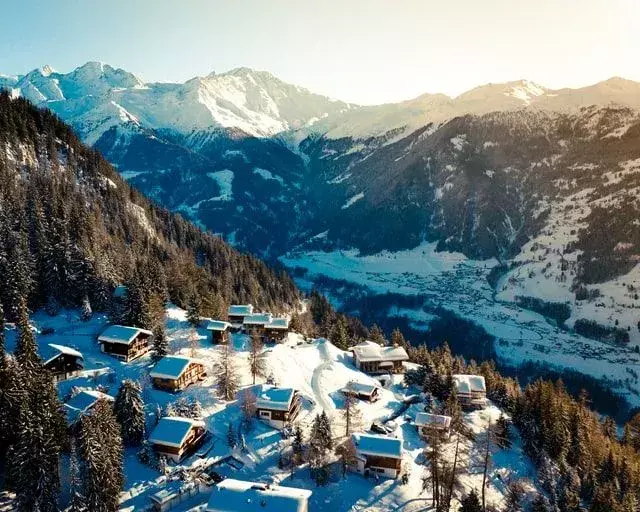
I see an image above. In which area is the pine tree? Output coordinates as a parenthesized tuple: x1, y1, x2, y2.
(308, 412, 333, 486)
(341, 382, 363, 437)
(248, 331, 267, 385)
(330, 315, 350, 350)
(240, 388, 257, 429)
(531, 494, 551, 512)
(80, 294, 93, 321)
(495, 414, 512, 449)
(390, 327, 407, 348)
(14, 296, 39, 368)
(78, 399, 124, 512)
(369, 324, 386, 345)
(292, 425, 304, 466)
(152, 324, 169, 361)
(69, 437, 86, 512)
(227, 423, 237, 448)
(459, 489, 483, 512)
(114, 380, 145, 446)
(186, 293, 202, 327)
(335, 437, 357, 479)
(214, 342, 239, 401)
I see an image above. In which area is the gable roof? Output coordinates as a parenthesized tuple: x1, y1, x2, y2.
(352, 433, 402, 459)
(206, 479, 312, 512)
(453, 374, 487, 394)
(256, 386, 296, 411)
(149, 417, 205, 448)
(206, 320, 232, 332)
(266, 317, 290, 330)
(341, 381, 379, 396)
(352, 341, 409, 363)
(228, 304, 254, 317)
(64, 390, 113, 423)
(243, 313, 273, 326)
(98, 325, 152, 345)
(414, 413, 452, 429)
(41, 343, 83, 365)
(149, 355, 193, 380)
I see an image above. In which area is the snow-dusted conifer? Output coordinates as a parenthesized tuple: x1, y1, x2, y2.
(214, 342, 239, 401)
(114, 379, 145, 446)
(227, 423, 237, 448)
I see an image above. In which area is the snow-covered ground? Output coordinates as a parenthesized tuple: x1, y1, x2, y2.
(281, 243, 640, 407)
(5, 305, 537, 511)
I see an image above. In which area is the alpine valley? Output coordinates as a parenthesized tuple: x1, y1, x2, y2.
(4, 63, 640, 407)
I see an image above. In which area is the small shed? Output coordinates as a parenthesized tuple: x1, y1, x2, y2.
(206, 320, 232, 344)
(98, 325, 152, 362)
(341, 381, 381, 402)
(206, 479, 312, 512)
(150, 355, 207, 392)
(149, 417, 207, 462)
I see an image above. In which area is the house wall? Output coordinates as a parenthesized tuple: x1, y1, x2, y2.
(152, 426, 205, 462)
(101, 333, 151, 362)
(362, 454, 401, 478)
(45, 354, 83, 381)
(152, 363, 206, 392)
(263, 328, 288, 342)
(211, 330, 228, 344)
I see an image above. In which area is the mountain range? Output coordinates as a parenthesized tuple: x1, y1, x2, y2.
(3, 62, 640, 352)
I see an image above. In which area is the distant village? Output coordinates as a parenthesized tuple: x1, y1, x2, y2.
(42, 300, 491, 512)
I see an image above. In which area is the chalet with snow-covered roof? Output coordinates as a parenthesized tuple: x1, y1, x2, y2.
(228, 304, 254, 327)
(150, 355, 207, 392)
(263, 316, 290, 342)
(351, 341, 409, 374)
(243, 313, 273, 337)
(351, 432, 403, 479)
(41, 343, 83, 382)
(206, 479, 312, 512)
(341, 381, 381, 402)
(255, 386, 302, 429)
(149, 417, 207, 462)
(98, 325, 152, 362)
(206, 320, 232, 344)
(453, 374, 487, 408)
(64, 389, 114, 425)
(414, 413, 452, 439)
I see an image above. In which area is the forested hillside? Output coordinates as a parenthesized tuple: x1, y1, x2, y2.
(0, 92, 299, 325)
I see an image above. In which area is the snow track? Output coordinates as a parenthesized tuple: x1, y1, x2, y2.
(310, 339, 336, 414)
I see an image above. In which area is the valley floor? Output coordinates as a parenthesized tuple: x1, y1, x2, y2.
(5, 305, 536, 511)
(281, 242, 640, 407)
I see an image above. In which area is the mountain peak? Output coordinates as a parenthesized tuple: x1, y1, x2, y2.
(40, 64, 55, 77)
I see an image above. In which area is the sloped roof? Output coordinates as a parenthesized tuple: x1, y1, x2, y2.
(228, 304, 254, 317)
(243, 313, 273, 326)
(453, 374, 487, 394)
(341, 381, 379, 396)
(149, 417, 205, 448)
(149, 355, 193, 380)
(98, 325, 152, 345)
(414, 413, 452, 429)
(266, 317, 290, 330)
(256, 386, 296, 411)
(206, 479, 312, 512)
(352, 341, 409, 363)
(41, 343, 83, 364)
(206, 320, 232, 331)
(64, 390, 113, 423)
(352, 433, 402, 459)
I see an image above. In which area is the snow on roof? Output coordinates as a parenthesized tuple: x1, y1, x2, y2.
(243, 313, 273, 326)
(414, 413, 452, 429)
(206, 320, 232, 331)
(98, 325, 152, 345)
(206, 479, 312, 512)
(352, 342, 409, 363)
(64, 390, 113, 423)
(352, 433, 402, 459)
(41, 343, 83, 364)
(256, 386, 296, 411)
(453, 374, 487, 394)
(341, 381, 379, 396)
(228, 304, 254, 317)
(149, 355, 193, 380)
(266, 317, 290, 330)
(149, 417, 205, 448)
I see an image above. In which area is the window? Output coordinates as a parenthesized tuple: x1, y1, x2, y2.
(259, 411, 271, 418)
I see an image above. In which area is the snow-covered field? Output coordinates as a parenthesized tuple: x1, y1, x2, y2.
(5, 305, 536, 511)
(281, 243, 640, 407)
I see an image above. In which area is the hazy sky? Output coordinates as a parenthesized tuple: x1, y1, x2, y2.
(1, 0, 638, 104)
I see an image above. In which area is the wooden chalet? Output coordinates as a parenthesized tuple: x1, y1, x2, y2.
(64, 389, 114, 426)
(453, 374, 487, 408)
(341, 381, 381, 402)
(207, 479, 312, 512)
(263, 316, 290, 342)
(255, 386, 302, 429)
(41, 343, 83, 382)
(351, 341, 409, 374)
(242, 313, 273, 337)
(98, 325, 152, 362)
(149, 417, 207, 462)
(414, 412, 452, 439)
(150, 355, 206, 392)
(227, 304, 254, 328)
(206, 320, 232, 344)
(351, 433, 403, 479)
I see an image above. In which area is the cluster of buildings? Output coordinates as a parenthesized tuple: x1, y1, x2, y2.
(207, 304, 290, 344)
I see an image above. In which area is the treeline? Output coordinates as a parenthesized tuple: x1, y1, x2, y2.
(404, 342, 640, 511)
(0, 92, 300, 325)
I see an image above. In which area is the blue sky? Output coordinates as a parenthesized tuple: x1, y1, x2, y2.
(1, 0, 638, 104)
